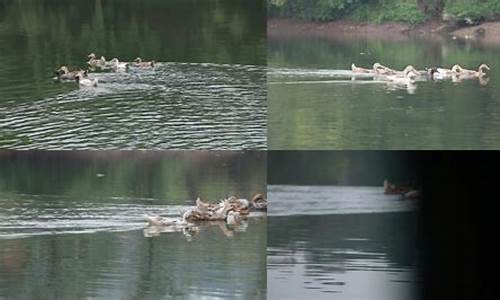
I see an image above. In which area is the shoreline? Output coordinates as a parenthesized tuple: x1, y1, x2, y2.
(268, 18, 500, 46)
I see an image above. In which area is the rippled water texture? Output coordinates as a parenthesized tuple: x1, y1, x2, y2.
(0, 0, 266, 150)
(267, 185, 419, 299)
(0, 151, 267, 298)
(268, 37, 500, 149)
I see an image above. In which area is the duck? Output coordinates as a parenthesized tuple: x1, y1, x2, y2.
(384, 179, 412, 195)
(55, 66, 88, 81)
(351, 63, 373, 73)
(108, 58, 129, 72)
(75, 73, 98, 87)
(383, 69, 418, 85)
(455, 64, 490, 77)
(250, 193, 267, 211)
(133, 57, 155, 68)
(433, 64, 461, 79)
(226, 209, 241, 225)
(373, 63, 397, 75)
(87, 53, 106, 69)
(144, 214, 187, 226)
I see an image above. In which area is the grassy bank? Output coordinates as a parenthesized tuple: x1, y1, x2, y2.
(268, 0, 500, 25)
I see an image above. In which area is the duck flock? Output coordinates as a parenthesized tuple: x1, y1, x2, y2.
(351, 62, 490, 85)
(54, 53, 155, 87)
(143, 194, 267, 237)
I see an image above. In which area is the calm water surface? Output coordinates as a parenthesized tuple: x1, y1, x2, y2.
(269, 37, 500, 149)
(267, 185, 419, 299)
(0, 151, 266, 299)
(0, 0, 266, 150)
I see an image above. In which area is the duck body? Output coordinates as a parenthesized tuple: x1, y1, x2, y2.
(456, 63, 490, 77)
(351, 63, 373, 73)
(384, 179, 412, 195)
(108, 58, 129, 72)
(55, 66, 88, 81)
(87, 53, 107, 69)
(132, 57, 155, 68)
(75, 74, 98, 87)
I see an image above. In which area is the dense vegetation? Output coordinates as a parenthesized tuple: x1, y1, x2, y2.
(268, 0, 500, 24)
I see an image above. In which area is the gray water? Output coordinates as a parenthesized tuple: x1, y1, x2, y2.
(267, 185, 419, 299)
(0, 151, 267, 299)
(268, 37, 500, 150)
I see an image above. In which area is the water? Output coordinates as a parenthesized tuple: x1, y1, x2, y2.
(268, 36, 500, 149)
(267, 185, 420, 299)
(0, 0, 266, 150)
(0, 151, 267, 298)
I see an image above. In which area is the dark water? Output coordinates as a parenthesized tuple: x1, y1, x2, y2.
(0, 0, 266, 150)
(267, 185, 419, 299)
(0, 151, 266, 298)
(268, 37, 500, 149)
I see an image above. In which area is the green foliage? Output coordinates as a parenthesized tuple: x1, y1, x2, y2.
(444, 0, 500, 21)
(269, 0, 500, 24)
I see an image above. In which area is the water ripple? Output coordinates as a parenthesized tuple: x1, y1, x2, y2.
(0, 62, 266, 150)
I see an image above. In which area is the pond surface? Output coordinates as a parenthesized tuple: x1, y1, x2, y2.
(267, 185, 420, 299)
(268, 36, 500, 149)
(0, 151, 266, 299)
(0, 0, 266, 150)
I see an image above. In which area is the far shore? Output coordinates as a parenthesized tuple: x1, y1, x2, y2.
(268, 18, 500, 46)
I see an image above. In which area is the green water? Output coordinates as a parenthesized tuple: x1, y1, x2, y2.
(0, 0, 266, 149)
(268, 37, 500, 150)
(0, 151, 266, 298)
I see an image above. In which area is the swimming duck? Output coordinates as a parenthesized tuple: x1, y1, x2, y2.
(226, 209, 241, 225)
(87, 53, 106, 69)
(373, 63, 397, 75)
(351, 63, 373, 73)
(384, 179, 412, 195)
(108, 58, 129, 71)
(133, 57, 155, 68)
(250, 193, 267, 211)
(55, 66, 88, 81)
(75, 74, 98, 87)
(456, 64, 490, 77)
(384, 69, 418, 85)
(432, 64, 461, 79)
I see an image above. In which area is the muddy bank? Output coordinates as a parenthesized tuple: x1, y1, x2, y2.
(268, 18, 500, 45)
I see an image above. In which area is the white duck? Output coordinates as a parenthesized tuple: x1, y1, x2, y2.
(108, 58, 129, 72)
(351, 63, 373, 73)
(456, 64, 490, 77)
(75, 74, 98, 87)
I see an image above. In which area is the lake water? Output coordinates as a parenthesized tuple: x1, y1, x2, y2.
(0, 0, 266, 150)
(268, 36, 500, 149)
(267, 185, 420, 299)
(0, 151, 267, 299)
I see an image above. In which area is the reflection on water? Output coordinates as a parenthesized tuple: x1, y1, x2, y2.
(0, 0, 266, 150)
(267, 185, 419, 299)
(268, 37, 500, 150)
(0, 151, 266, 298)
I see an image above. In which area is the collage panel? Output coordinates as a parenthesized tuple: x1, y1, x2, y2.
(267, 151, 422, 299)
(268, 3, 499, 150)
(0, 0, 266, 150)
(0, 150, 267, 298)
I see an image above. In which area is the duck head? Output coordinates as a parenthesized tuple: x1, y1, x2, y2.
(250, 193, 267, 210)
(451, 64, 463, 73)
(134, 57, 142, 63)
(478, 64, 490, 73)
(403, 65, 417, 73)
(88, 53, 96, 59)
